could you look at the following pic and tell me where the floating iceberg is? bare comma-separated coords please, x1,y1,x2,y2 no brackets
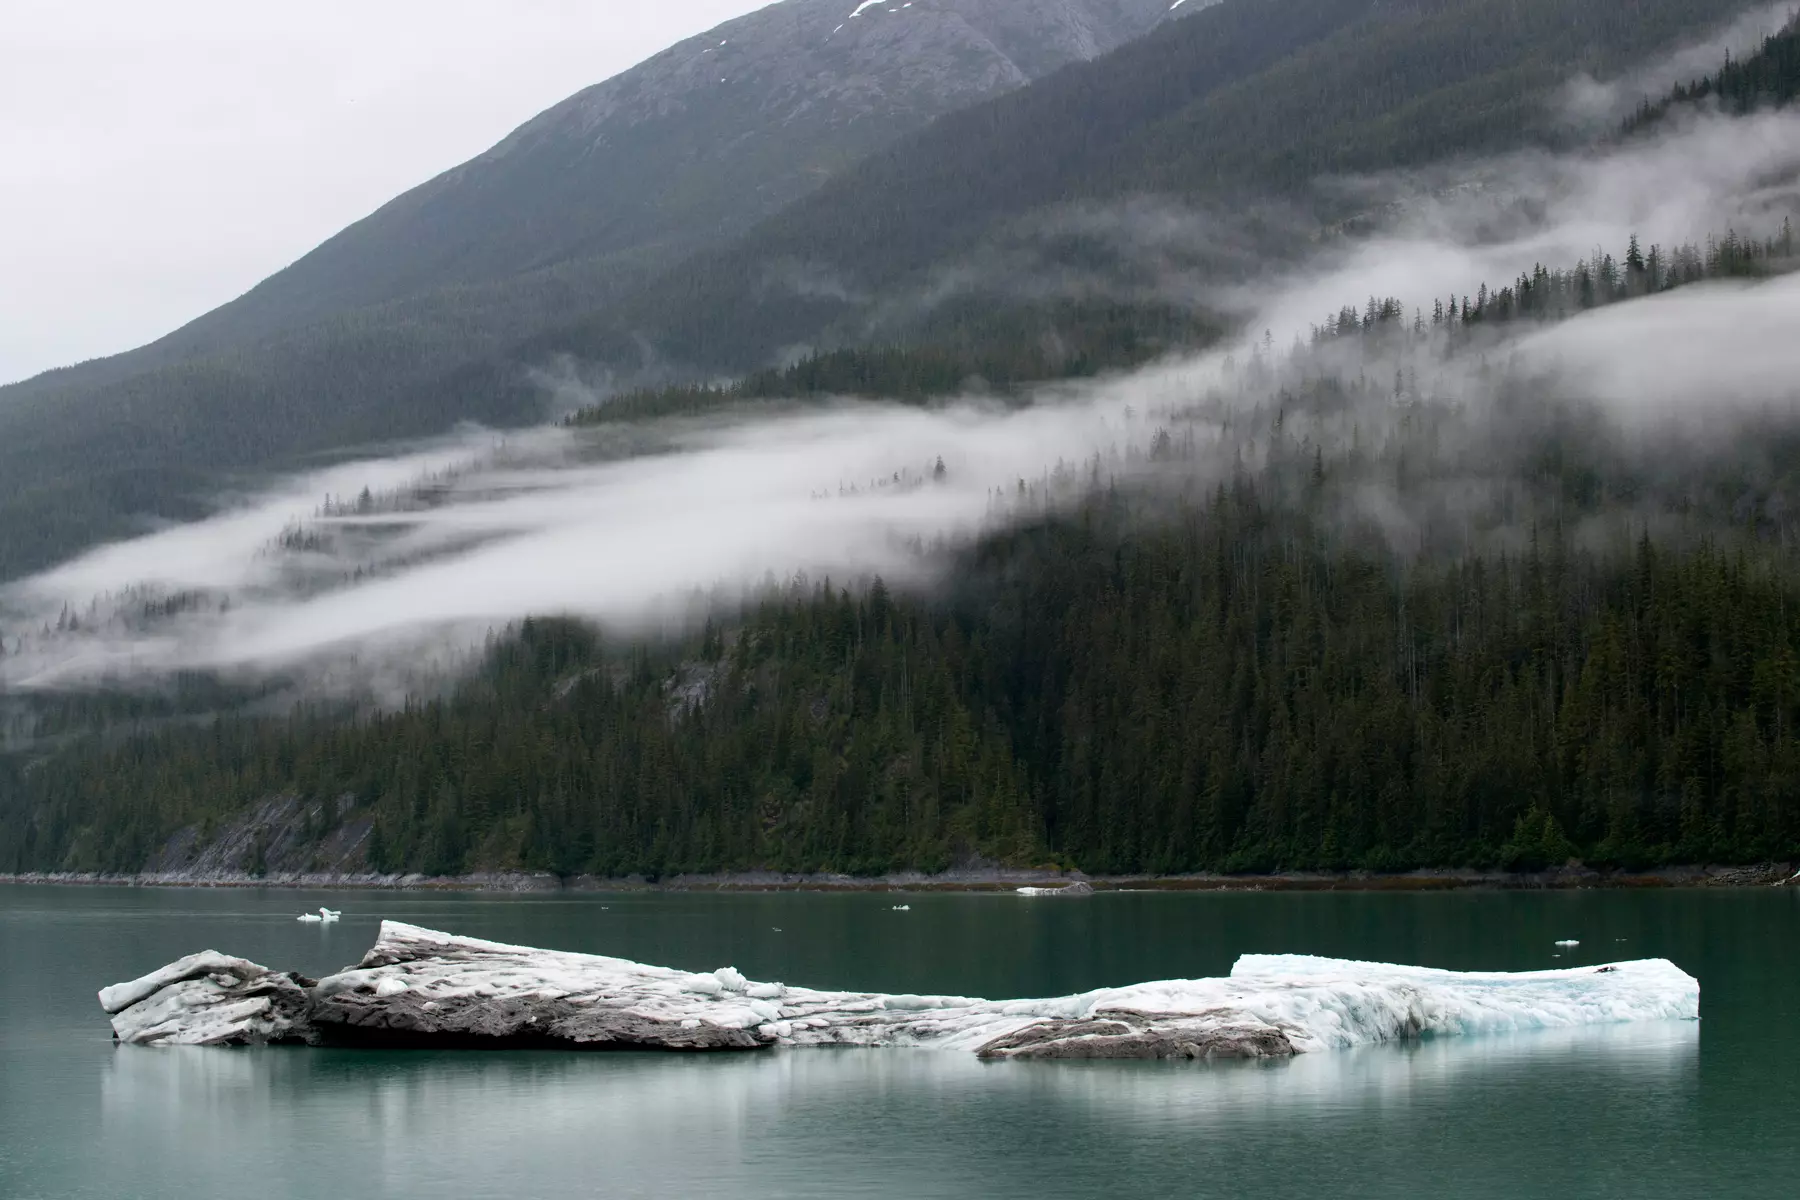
99,921,1699,1059
1016,882,1095,898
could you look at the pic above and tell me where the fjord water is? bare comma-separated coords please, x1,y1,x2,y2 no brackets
1,886,1794,1199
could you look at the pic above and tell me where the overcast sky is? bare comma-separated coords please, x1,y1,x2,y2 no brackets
0,0,771,386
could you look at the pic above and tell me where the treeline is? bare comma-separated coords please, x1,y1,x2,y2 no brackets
6,481,1799,877
569,301,1216,425
1314,223,1795,340
1627,12,1800,131
10,219,1800,876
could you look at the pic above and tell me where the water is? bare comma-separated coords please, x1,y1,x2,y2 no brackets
2,885,1795,1199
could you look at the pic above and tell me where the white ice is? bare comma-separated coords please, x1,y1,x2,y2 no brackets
313,923,1698,1055
102,923,1700,1051
101,951,309,1046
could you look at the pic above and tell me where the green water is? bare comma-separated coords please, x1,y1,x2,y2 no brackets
1,885,1795,1199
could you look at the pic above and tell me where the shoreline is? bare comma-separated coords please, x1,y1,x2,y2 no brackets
2,863,1794,893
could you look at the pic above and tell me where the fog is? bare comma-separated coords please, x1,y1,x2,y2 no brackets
1559,0,1799,129
0,378,1202,688
4,100,1799,693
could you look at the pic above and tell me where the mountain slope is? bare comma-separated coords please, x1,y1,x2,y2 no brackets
158,0,1187,354
10,225,1800,880
5,0,1179,400
0,0,1186,582
553,0,1759,370
0,0,1757,584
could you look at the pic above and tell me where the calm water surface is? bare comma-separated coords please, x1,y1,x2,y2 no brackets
1,884,1795,1198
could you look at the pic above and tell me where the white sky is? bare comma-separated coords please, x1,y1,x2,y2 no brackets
0,0,772,386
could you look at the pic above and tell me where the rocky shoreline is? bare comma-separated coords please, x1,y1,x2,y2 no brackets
8,862,1798,892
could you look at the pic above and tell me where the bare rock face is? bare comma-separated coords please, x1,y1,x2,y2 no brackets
975,1009,1295,1060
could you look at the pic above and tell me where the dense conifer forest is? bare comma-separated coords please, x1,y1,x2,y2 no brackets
4,13,1800,879
1628,14,1800,129
8,466,1800,877
6,212,1800,878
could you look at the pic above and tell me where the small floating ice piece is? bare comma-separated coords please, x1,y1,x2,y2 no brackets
1555,940,1581,948
297,913,323,923
892,905,911,911
1017,881,1095,898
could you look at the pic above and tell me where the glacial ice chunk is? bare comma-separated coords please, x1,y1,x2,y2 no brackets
98,923,1699,1057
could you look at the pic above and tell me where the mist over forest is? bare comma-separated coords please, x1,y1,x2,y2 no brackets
4,1,1800,881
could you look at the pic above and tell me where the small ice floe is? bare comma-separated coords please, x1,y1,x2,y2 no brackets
297,912,323,923
892,905,911,911
1017,881,1095,898
1555,940,1580,948
319,908,341,923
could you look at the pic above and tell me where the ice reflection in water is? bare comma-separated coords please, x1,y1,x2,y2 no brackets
97,1022,1697,1200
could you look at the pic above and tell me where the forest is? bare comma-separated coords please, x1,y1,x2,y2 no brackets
7,467,1800,878
4,16,1800,879
5,204,1800,878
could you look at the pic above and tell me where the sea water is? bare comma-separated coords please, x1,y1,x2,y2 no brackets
2,885,1795,1198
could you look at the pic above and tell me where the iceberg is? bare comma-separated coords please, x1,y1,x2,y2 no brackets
99,921,1699,1058
1015,882,1095,898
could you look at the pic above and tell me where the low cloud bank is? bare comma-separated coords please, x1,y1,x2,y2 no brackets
5,106,1800,692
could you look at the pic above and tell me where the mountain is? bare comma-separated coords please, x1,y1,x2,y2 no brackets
0,0,1184,581
0,0,1758,587
121,0,1187,356
9,223,1800,881
545,0,1760,371
6,11,1800,881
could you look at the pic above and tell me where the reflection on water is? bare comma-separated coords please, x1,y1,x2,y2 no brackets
93,1024,1701,1200
8,884,1795,1200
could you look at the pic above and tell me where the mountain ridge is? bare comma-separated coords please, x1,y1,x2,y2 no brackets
0,0,1757,586
1,0,1183,399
